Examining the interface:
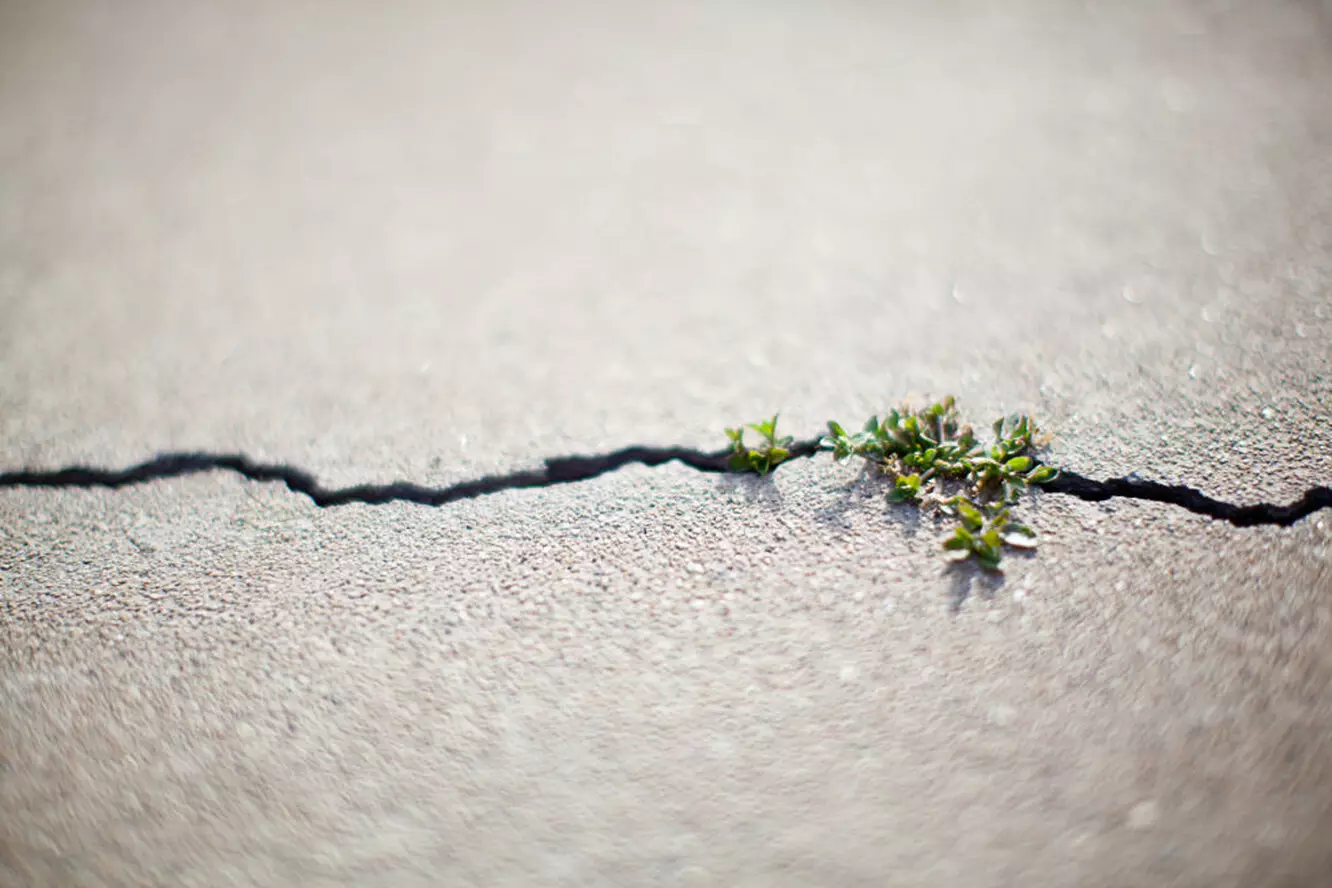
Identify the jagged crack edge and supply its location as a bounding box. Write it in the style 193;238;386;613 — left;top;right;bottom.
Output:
0;441;824;508
1;443;1328;527
1046;470;1332;528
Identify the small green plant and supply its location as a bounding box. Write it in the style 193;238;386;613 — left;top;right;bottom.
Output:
729;396;1058;570
822;397;1056;570
887;471;924;504
726;413;794;475
940;497;1036;571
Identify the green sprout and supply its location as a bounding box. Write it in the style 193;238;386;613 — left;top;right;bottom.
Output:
887;472;923;504
821;397;1056;569
726;413;794;475
941;497;1036;571
821;398;1057;570
727;396;1057;571
727;397;1057;568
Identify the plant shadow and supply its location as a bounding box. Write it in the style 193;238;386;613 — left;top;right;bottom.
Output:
811;467;939;543
944;560;1005;613
811;464;927;537
810;463;880;531
714;472;786;511
886;500;932;540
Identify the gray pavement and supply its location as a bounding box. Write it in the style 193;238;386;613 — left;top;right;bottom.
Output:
2;1;1331;885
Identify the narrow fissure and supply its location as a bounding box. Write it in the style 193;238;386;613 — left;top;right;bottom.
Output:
2;442;1328;527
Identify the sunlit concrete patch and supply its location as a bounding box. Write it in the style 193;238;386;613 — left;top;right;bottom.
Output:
3;0;1331;885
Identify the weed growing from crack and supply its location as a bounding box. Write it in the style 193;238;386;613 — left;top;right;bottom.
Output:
726;413;794;475
729;396;1058;570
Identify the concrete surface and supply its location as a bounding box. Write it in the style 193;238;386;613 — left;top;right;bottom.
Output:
2;1;1331;885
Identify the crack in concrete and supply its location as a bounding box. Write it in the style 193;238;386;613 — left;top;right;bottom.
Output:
1;443;1328;527
0;444;819;508
1044;471;1332;528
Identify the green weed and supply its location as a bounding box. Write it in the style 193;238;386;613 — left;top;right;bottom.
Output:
726;413;794;475
729;396;1058;570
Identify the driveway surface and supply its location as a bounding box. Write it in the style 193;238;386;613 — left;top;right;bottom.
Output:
2;1;1331;885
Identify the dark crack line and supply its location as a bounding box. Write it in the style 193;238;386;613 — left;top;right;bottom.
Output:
1044;470;1332;528
1;442;1328;527
0;442;823;508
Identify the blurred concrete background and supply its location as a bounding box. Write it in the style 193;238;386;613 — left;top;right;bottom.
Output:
2;1;1331;885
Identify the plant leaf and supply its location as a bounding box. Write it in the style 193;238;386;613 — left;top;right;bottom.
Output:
1003;529;1038;548
1005;456;1032;472
956;501;984;531
1027;465;1058;484
943;532;970;551
975;546;1003;571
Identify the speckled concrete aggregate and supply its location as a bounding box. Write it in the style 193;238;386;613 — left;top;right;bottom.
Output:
2;2;1331;885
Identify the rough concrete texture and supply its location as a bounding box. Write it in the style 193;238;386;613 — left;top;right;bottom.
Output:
2;1;1331;885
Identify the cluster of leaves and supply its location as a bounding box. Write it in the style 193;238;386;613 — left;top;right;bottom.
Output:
823;398;1057;569
725;414;794;475
727;397;1058;570
939;496;1035;571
